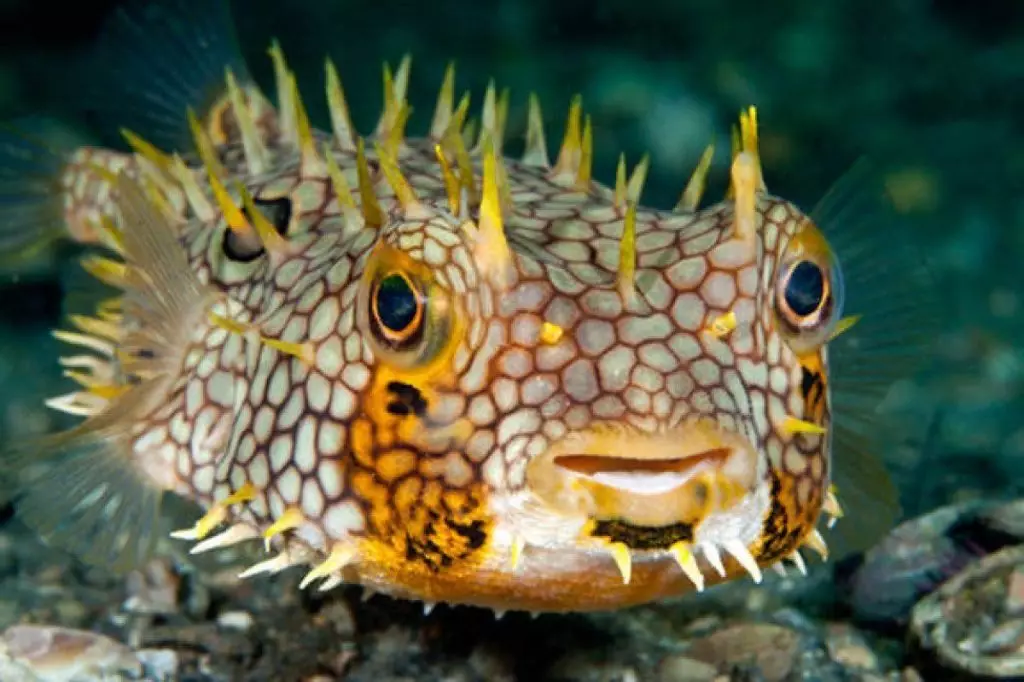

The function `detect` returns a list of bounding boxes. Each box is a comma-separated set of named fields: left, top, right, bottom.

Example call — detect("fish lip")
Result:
left=525, top=419, right=760, bottom=527
left=553, top=448, right=733, bottom=496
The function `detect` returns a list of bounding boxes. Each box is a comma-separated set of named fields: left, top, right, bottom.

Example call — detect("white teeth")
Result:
left=423, top=602, right=436, bottom=615
left=723, top=539, right=762, bottom=584
left=590, top=470, right=693, bottom=495
left=190, top=524, right=258, bottom=554
left=701, top=543, right=727, bottom=577
left=789, top=550, right=808, bottom=576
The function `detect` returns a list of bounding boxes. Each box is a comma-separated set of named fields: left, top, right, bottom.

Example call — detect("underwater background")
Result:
left=0, top=0, right=1021, bottom=679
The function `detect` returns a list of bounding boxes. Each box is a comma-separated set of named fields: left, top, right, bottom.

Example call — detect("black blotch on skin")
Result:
left=449, top=518, right=487, bottom=550
left=800, top=366, right=826, bottom=416
left=386, top=381, right=428, bottom=417
left=247, top=197, right=292, bottom=236
left=404, top=510, right=488, bottom=572
left=801, top=366, right=824, bottom=401
left=757, top=469, right=797, bottom=563
left=590, top=520, right=694, bottom=550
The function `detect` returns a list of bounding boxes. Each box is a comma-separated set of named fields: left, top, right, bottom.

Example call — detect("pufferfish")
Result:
left=1, top=0, right=937, bottom=613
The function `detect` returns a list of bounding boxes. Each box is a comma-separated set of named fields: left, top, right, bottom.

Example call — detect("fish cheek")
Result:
left=755, top=352, right=830, bottom=563
left=346, top=340, right=492, bottom=579
left=798, top=352, right=829, bottom=427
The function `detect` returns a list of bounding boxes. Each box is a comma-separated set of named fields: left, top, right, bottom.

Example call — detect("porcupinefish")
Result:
left=1, top=0, right=937, bottom=613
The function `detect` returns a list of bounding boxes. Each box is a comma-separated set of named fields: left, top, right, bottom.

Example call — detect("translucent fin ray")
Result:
left=0, top=121, right=75, bottom=264
left=817, top=159, right=942, bottom=559
left=4, top=173, right=220, bottom=572
left=77, top=0, right=268, bottom=154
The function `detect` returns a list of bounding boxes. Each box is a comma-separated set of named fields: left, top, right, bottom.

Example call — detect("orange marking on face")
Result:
left=350, top=418, right=376, bottom=468
left=796, top=351, right=829, bottom=424
left=376, top=448, right=417, bottom=482
left=394, top=477, right=422, bottom=513
left=351, top=469, right=386, bottom=507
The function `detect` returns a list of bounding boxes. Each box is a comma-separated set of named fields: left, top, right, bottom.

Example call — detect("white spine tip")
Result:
left=701, top=543, right=727, bottom=578
left=724, top=539, right=762, bottom=584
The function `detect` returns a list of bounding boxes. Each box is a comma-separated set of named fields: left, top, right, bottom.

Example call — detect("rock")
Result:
left=825, top=623, right=879, bottom=672
left=840, top=500, right=1024, bottom=628
left=123, top=560, right=180, bottom=616
left=135, top=649, right=179, bottom=681
left=0, top=624, right=141, bottom=681
left=685, top=623, right=800, bottom=682
left=911, top=543, right=1024, bottom=677
left=216, top=610, right=254, bottom=631
left=657, top=654, right=718, bottom=682
left=467, top=644, right=515, bottom=682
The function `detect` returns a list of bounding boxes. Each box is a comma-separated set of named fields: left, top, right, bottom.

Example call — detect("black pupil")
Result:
left=224, top=196, right=292, bottom=262
left=377, top=275, right=418, bottom=332
left=784, top=261, right=825, bottom=316
left=251, top=197, right=292, bottom=235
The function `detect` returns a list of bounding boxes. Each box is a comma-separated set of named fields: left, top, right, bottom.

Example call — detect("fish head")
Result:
left=189, top=141, right=851, bottom=608
left=494, top=193, right=846, bottom=597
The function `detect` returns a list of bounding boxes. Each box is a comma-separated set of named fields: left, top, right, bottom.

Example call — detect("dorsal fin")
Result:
left=77, top=0, right=275, bottom=155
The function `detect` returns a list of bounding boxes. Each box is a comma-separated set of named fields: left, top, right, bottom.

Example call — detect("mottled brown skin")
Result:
left=46, top=65, right=842, bottom=612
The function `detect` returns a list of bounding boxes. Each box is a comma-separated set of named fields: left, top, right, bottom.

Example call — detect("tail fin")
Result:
left=5, top=172, right=222, bottom=571
left=0, top=119, right=84, bottom=272
left=0, top=118, right=143, bottom=277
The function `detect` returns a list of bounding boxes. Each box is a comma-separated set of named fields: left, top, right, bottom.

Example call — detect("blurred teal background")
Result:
left=0, top=0, right=1020, bottom=515
left=0, top=2, right=1020, bottom=679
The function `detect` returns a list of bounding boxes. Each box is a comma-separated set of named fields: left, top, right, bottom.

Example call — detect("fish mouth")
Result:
left=527, top=420, right=759, bottom=528
left=554, top=448, right=733, bottom=496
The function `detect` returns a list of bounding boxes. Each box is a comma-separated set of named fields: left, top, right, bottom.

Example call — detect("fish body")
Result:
left=2, top=0, right=935, bottom=613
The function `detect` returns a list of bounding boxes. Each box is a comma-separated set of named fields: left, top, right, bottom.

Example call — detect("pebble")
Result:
left=216, top=610, right=254, bottom=631
left=911, top=543, right=1024, bottom=677
left=0, top=624, right=142, bottom=681
left=685, top=623, right=800, bottom=682
left=657, top=654, right=718, bottom=682
left=136, top=648, right=179, bottom=681
left=824, top=623, right=879, bottom=671
left=123, top=561, right=180, bottom=615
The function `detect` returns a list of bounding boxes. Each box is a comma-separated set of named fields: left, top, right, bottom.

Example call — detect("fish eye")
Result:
left=223, top=196, right=292, bottom=262
left=780, top=260, right=826, bottom=319
left=773, top=222, right=845, bottom=353
left=371, top=271, right=425, bottom=348
left=775, top=257, right=836, bottom=335
left=358, top=243, right=460, bottom=371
